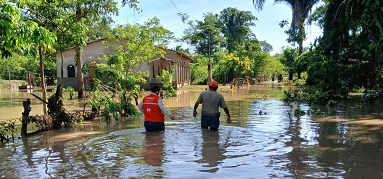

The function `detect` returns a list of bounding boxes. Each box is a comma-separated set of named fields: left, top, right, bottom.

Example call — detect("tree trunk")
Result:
left=75, top=46, right=85, bottom=98
left=21, top=98, right=31, bottom=136
left=39, top=46, right=47, bottom=114
left=60, top=51, right=64, bottom=86
left=289, top=69, right=293, bottom=81
left=76, top=5, right=85, bottom=98
left=207, top=63, right=212, bottom=83
left=298, top=72, right=301, bottom=79
left=370, top=49, right=379, bottom=88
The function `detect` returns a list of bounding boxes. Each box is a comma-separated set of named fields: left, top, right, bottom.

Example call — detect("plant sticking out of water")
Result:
left=0, top=119, right=17, bottom=142
left=294, top=109, right=306, bottom=116
left=86, top=76, right=142, bottom=122
left=361, top=90, right=383, bottom=103
left=157, top=70, right=177, bottom=98
left=283, top=85, right=341, bottom=106
left=63, top=86, right=77, bottom=100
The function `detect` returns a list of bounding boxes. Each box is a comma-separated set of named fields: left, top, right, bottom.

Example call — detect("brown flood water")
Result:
left=0, top=83, right=383, bottom=178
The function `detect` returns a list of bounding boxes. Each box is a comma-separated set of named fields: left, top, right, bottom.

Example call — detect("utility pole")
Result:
left=207, top=31, right=212, bottom=84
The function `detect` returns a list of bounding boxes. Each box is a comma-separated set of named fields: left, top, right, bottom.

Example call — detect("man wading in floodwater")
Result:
left=138, top=85, right=175, bottom=132
left=193, top=80, right=231, bottom=130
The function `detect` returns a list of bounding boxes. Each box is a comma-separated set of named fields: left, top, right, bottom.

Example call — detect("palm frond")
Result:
left=252, top=0, right=267, bottom=11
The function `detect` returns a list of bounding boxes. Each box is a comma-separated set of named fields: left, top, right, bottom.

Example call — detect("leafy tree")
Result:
left=71, top=0, right=118, bottom=98
left=212, top=51, right=238, bottom=83
left=1, top=1, right=56, bottom=116
left=89, top=17, right=169, bottom=117
left=218, top=7, right=257, bottom=53
left=212, top=43, right=269, bottom=83
left=101, top=17, right=167, bottom=83
left=0, top=0, right=35, bottom=58
left=14, top=0, right=121, bottom=98
left=182, top=12, right=225, bottom=56
left=173, top=45, right=190, bottom=54
left=294, top=48, right=312, bottom=79
left=0, top=53, right=56, bottom=84
left=280, top=47, right=298, bottom=80
left=262, top=55, right=285, bottom=77
left=302, top=0, right=383, bottom=101
left=157, top=70, right=176, bottom=98
left=190, top=54, right=209, bottom=84
left=259, top=40, right=273, bottom=52
left=31, top=26, right=56, bottom=114
left=182, top=12, right=225, bottom=83
left=0, top=54, right=27, bottom=80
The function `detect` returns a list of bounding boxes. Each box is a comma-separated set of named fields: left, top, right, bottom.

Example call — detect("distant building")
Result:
left=55, top=38, right=192, bottom=90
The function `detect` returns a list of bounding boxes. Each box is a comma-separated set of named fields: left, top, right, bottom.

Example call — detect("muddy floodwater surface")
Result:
left=0, top=84, right=383, bottom=178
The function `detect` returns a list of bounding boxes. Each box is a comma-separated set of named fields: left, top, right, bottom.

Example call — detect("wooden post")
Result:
left=8, top=65, right=11, bottom=88
left=21, top=98, right=31, bottom=135
left=39, top=45, right=47, bottom=114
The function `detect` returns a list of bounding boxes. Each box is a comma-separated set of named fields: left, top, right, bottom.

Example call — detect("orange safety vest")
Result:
left=143, top=94, right=165, bottom=122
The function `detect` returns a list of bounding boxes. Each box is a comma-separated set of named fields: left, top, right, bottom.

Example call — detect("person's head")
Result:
left=151, top=85, right=161, bottom=95
left=209, top=80, right=218, bottom=91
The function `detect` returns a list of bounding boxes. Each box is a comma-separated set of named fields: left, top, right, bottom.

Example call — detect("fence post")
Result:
left=21, top=99, right=31, bottom=135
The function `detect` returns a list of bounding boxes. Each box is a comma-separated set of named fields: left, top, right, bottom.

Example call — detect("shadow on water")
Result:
left=0, top=84, right=383, bottom=178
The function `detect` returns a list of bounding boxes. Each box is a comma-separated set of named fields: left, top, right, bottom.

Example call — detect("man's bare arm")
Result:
left=193, top=102, right=199, bottom=118
left=224, top=107, right=231, bottom=124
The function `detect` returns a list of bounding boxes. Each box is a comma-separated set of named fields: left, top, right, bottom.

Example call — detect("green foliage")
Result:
left=102, top=96, right=121, bottom=121
left=293, top=79, right=306, bottom=87
left=63, top=86, right=76, bottom=99
left=259, top=40, right=273, bottom=52
left=219, top=7, right=257, bottom=53
left=182, top=12, right=225, bottom=56
left=297, top=0, right=383, bottom=103
left=101, top=17, right=168, bottom=85
left=86, top=89, right=125, bottom=121
left=157, top=70, right=177, bottom=98
left=212, top=51, right=235, bottom=83
left=0, top=0, right=22, bottom=58
left=283, top=85, right=342, bottom=105
left=87, top=90, right=103, bottom=109
left=52, top=86, right=77, bottom=100
left=350, top=85, right=367, bottom=93
left=120, top=94, right=141, bottom=117
left=85, top=18, right=170, bottom=120
left=280, top=47, right=298, bottom=71
left=262, top=55, right=285, bottom=77
left=0, top=53, right=56, bottom=84
left=190, top=54, right=209, bottom=84
left=213, top=45, right=269, bottom=82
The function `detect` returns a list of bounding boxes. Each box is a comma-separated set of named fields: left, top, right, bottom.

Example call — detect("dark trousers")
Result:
left=144, top=121, right=165, bottom=132
left=201, top=115, right=220, bottom=131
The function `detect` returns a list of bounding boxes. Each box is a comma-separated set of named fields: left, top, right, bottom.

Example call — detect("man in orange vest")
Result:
left=138, top=85, right=175, bottom=132
left=193, top=80, right=231, bottom=131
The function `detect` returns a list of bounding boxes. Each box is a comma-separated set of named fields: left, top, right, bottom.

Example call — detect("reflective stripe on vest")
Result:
left=143, top=94, right=165, bottom=122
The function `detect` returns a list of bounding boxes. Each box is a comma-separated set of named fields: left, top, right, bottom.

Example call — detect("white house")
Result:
left=56, top=38, right=193, bottom=90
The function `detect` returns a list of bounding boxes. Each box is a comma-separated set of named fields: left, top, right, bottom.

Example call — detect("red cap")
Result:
left=209, top=80, right=218, bottom=88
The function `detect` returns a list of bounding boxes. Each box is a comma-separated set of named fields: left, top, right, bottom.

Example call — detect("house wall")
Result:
left=56, top=39, right=192, bottom=90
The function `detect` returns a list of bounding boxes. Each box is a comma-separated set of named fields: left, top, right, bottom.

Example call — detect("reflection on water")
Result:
left=201, top=130, right=222, bottom=171
left=143, top=132, right=165, bottom=166
left=0, top=84, right=383, bottom=178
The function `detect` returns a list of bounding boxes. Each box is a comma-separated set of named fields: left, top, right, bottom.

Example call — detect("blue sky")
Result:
left=113, top=0, right=323, bottom=55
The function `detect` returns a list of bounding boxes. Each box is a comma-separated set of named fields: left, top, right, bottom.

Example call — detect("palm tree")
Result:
left=322, top=0, right=383, bottom=88
left=253, top=0, right=320, bottom=55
